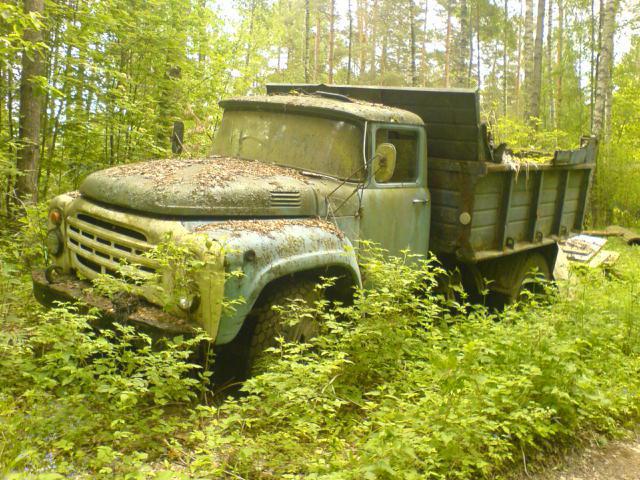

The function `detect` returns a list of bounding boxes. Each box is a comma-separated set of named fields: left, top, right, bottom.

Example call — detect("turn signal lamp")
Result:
left=49, top=208, right=63, bottom=225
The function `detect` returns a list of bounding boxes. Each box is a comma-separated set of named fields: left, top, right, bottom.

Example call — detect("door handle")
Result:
left=412, top=198, right=429, bottom=205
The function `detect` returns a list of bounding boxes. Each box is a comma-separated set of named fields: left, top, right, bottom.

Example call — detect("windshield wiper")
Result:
left=300, top=170, right=339, bottom=181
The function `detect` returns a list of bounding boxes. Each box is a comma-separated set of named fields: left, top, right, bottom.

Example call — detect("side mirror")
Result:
left=372, top=143, right=396, bottom=183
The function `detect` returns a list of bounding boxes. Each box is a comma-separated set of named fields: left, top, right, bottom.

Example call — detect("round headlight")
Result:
left=46, top=229, right=63, bottom=257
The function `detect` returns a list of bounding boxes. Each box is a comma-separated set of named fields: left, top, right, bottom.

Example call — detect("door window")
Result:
left=374, top=128, right=419, bottom=183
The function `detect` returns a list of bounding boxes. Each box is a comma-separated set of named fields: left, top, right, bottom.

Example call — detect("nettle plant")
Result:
left=0, top=304, right=210, bottom=476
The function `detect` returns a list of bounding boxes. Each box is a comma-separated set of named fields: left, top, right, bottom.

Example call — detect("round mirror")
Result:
left=372, top=143, right=397, bottom=183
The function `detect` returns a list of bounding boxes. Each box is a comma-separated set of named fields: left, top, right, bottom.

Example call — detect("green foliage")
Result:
left=3, top=221, right=640, bottom=478
left=0, top=303, right=210, bottom=477
left=181, top=244, right=640, bottom=479
left=491, top=116, right=573, bottom=154
left=0, top=215, right=212, bottom=478
left=90, top=233, right=243, bottom=319
left=593, top=38, right=640, bottom=227
left=91, top=233, right=213, bottom=307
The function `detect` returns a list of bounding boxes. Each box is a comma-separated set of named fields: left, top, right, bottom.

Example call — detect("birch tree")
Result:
left=592, top=0, right=618, bottom=138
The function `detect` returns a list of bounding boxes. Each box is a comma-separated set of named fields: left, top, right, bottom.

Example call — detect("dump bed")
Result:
left=427, top=151, right=596, bottom=261
left=266, top=84, right=597, bottom=262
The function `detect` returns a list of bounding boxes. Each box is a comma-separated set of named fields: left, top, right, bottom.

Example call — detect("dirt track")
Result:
left=524, top=438, right=640, bottom=479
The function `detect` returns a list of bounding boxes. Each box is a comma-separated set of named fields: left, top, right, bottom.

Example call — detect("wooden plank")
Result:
left=428, top=139, right=478, bottom=161
left=429, top=187, right=461, bottom=207
left=431, top=206, right=460, bottom=225
left=426, top=124, right=479, bottom=142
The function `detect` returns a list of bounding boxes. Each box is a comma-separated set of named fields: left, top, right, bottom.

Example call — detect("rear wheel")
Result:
left=483, top=252, right=554, bottom=308
left=508, top=252, right=552, bottom=304
left=247, top=279, right=321, bottom=374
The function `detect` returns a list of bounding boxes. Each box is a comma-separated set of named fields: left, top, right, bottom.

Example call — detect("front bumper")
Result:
left=32, top=269, right=195, bottom=335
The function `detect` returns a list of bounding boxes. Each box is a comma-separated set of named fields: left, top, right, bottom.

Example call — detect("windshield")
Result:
left=211, top=109, right=365, bottom=180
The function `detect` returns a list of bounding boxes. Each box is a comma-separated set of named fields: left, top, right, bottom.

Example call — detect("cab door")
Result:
left=359, top=124, right=430, bottom=257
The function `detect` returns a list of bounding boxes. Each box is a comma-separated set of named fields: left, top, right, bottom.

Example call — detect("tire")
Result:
left=247, top=279, right=321, bottom=374
left=509, top=252, right=552, bottom=303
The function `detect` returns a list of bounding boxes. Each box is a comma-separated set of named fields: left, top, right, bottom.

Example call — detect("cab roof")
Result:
left=219, top=94, right=425, bottom=126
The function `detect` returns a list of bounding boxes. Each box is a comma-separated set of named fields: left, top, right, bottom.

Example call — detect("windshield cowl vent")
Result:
left=270, top=191, right=302, bottom=208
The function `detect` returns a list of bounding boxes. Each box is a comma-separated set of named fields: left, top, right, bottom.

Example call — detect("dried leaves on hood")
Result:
left=101, top=156, right=308, bottom=188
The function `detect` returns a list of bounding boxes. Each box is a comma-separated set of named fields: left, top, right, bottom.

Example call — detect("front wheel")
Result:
left=247, top=279, right=321, bottom=374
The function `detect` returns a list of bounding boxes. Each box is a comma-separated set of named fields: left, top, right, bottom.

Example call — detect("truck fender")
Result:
left=475, top=244, right=558, bottom=295
left=197, top=219, right=361, bottom=345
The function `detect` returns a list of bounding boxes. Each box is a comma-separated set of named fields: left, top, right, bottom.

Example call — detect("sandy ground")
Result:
left=520, top=437, right=640, bottom=480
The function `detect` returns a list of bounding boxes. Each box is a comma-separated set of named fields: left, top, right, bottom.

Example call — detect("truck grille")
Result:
left=67, top=213, right=156, bottom=277
left=270, top=191, right=302, bottom=208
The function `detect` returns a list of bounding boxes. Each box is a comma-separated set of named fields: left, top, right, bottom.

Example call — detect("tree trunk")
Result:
left=515, top=0, right=523, bottom=116
left=476, top=0, right=480, bottom=87
left=304, top=0, right=310, bottom=83
left=369, top=0, right=378, bottom=79
left=522, top=0, right=534, bottom=118
left=468, top=0, right=474, bottom=86
left=526, top=0, right=545, bottom=124
left=197, top=0, right=208, bottom=64
left=457, top=0, right=470, bottom=86
left=422, top=0, right=429, bottom=85
left=347, top=0, right=353, bottom=82
left=381, top=20, right=388, bottom=78
left=592, top=0, right=617, bottom=138
left=503, top=0, right=508, bottom=116
left=314, top=7, right=321, bottom=81
left=410, top=0, right=417, bottom=86
left=244, top=0, right=256, bottom=68
left=546, top=0, right=554, bottom=127
left=357, top=0, right=366, bottom=77
left=444, top=0, right=453, bottom=87
left=328, top=0, right=335, bottom=83
left=16, top=0, right=45, bottom=205
left=7, top=64, right=15, bottom=191
left=556, top=0, right=563, bottom=127
left=589, top=0, right=596, bottom=131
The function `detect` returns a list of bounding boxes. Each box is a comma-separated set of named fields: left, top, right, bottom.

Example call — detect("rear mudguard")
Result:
left=189, top=219, right=361, bottom=345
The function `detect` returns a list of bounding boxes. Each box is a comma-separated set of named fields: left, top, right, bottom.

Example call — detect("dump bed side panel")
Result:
left=430, top=160, right=594, bottom=262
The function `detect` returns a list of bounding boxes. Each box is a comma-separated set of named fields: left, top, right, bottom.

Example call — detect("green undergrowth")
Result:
left=1, top=232, right=640, bottom=478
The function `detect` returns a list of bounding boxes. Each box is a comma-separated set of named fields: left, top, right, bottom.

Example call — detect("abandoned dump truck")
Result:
left=33, top=84, right=596, bottom=372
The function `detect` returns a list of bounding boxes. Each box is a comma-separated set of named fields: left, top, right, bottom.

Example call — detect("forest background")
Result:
left=1, top=0, right=639, bottom=225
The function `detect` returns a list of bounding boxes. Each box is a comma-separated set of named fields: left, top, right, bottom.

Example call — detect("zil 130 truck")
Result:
left=33, top=84, right=597, bottom=374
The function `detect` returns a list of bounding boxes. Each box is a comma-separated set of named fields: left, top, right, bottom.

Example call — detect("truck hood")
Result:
left=80, top=156, right=346, bottom=217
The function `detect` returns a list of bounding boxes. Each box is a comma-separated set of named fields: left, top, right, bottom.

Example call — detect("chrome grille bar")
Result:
left=67, top=213, right=157, bottom=277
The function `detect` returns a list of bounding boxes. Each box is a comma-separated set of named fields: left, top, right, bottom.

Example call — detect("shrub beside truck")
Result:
left=33, top=84, right=597, bottom=375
